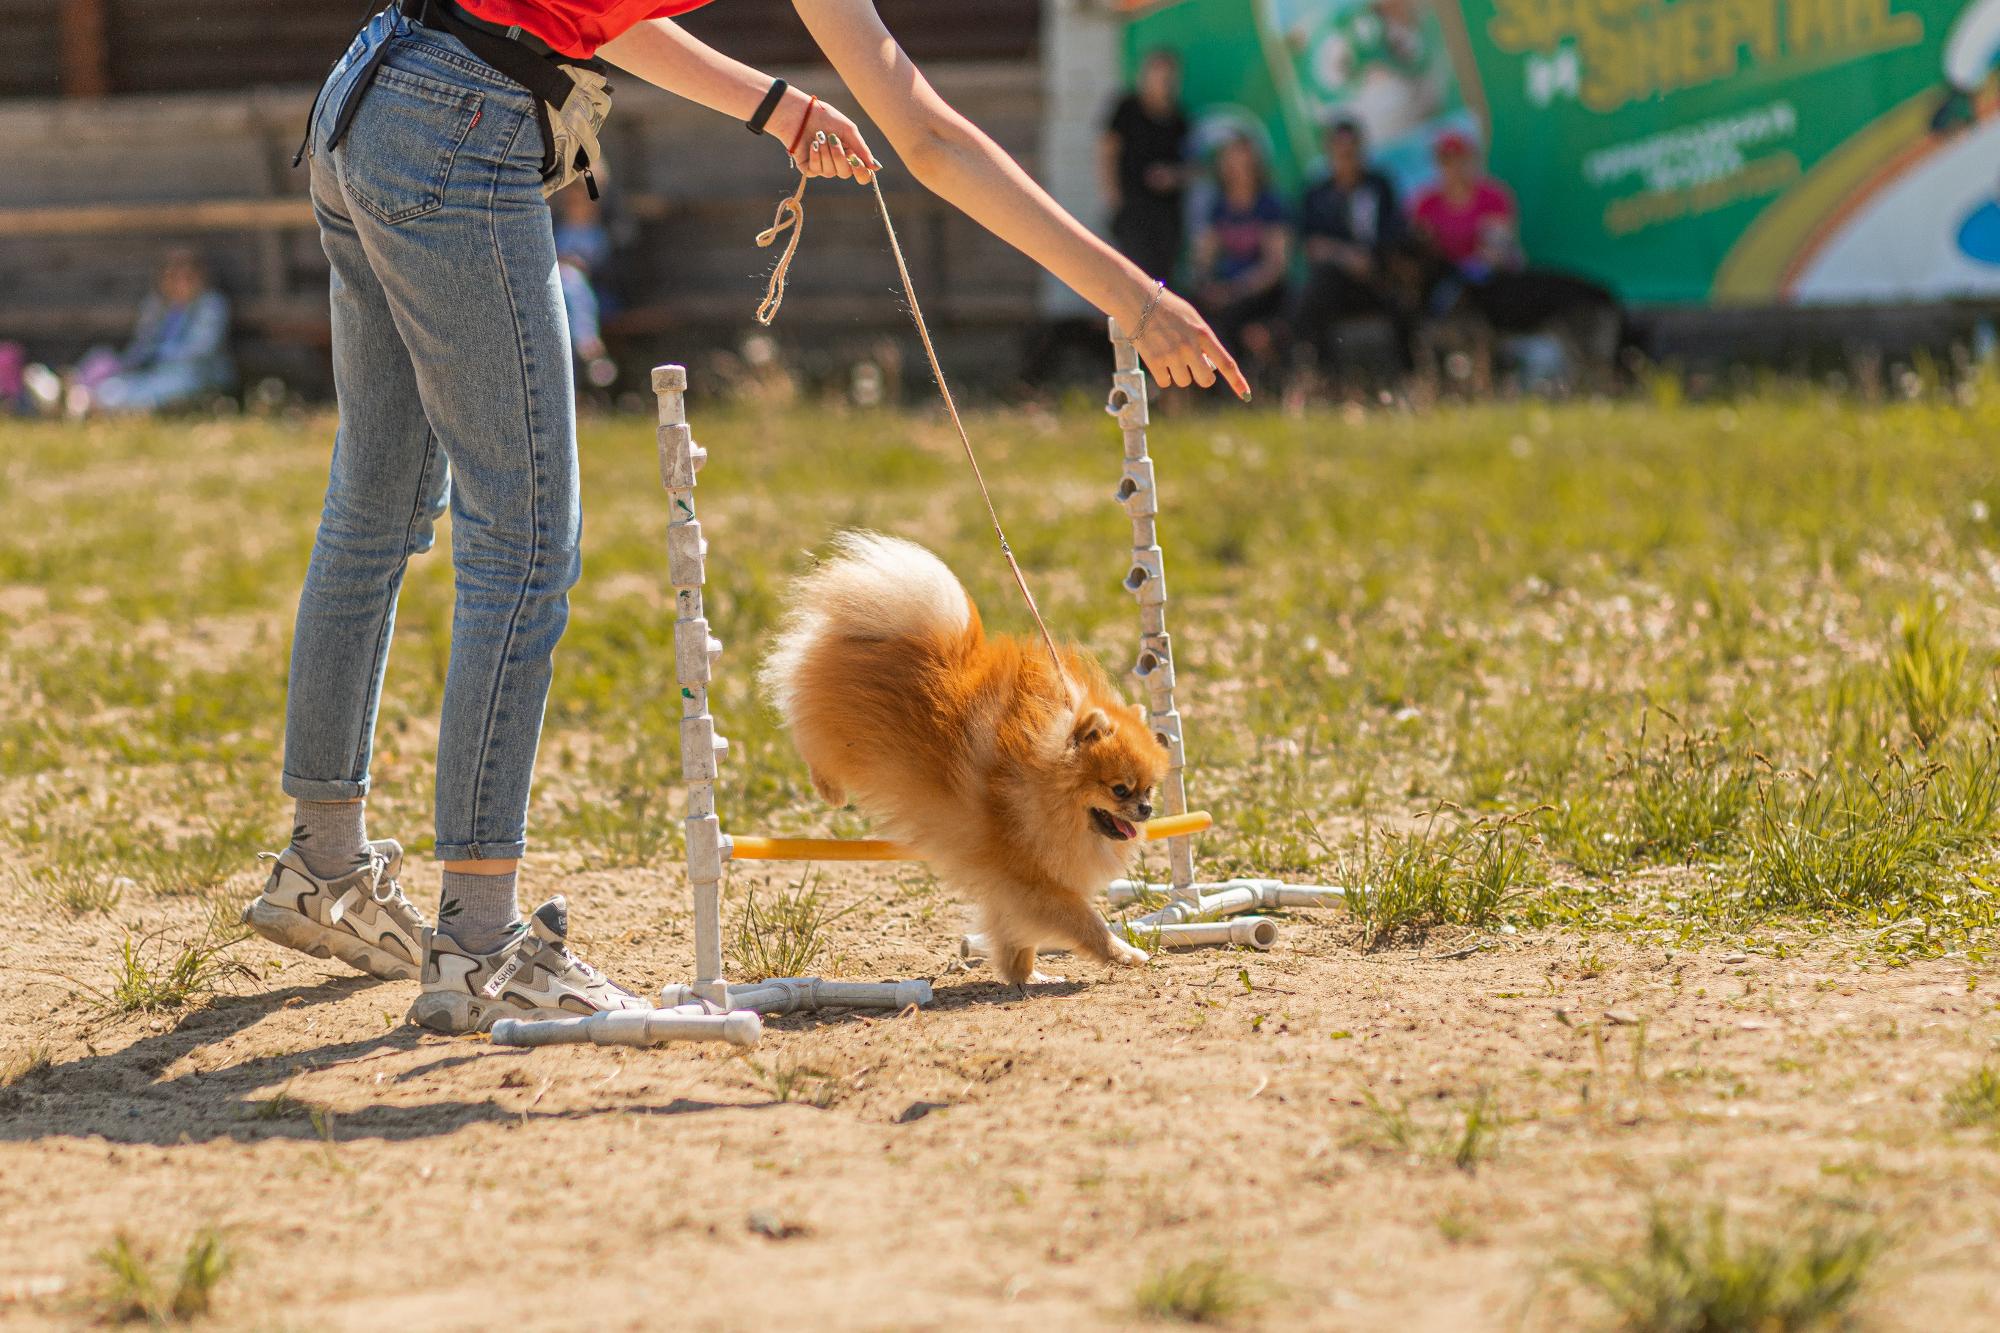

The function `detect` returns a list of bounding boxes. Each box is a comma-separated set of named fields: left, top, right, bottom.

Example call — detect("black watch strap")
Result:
left=747, top=78, right=788, bottom=135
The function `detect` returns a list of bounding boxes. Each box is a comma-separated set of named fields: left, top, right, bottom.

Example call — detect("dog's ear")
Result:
left=1071, top=707, right=1112, bottom=747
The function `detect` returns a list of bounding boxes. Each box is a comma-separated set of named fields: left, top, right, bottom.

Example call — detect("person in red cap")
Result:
left=1411, top=129, right=1520, bottom=285
left=1406, top=126, right=1622, bottom=390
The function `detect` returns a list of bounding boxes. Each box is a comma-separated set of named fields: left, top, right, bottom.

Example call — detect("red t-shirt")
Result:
left=1412, top=178, right=1516, bottom=266
left=459, top=0, right=716, bottom=58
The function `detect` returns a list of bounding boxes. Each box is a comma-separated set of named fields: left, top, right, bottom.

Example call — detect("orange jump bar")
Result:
left=727, top=811, right=1213, bottom=862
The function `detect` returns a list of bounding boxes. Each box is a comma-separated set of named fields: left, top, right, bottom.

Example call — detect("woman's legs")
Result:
left=283, top=166, right=450, bottom=814
left=289, top=32, right=579, bottom=873
left=258, top=12, right=637, bottom=1027
left=357, top=144, right=580, bottom=873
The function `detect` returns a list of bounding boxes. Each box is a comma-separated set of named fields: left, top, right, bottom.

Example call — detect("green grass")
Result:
left=30, top=863, right=128, bottom=917
left=1359, top=1087, right=1505, bottom=1172
left=11, top=393, right=2000, bottom=960
left=1566, top=1203, right=1882, bottom=1332
left=1325, top=807, right=1543, bottom=948
left=0, top=1045, right=51, bottom=1089
left=74, top=923, right=254, bottom=1016
left=1888, top=600, right=1977, bottom=751
left=1133, top=1256, right=1261, bottom=1325
left=90, top=1228, right=234, bottom=1324
left=1942, top=1066, right=2000, bottom=1131
left=741, top=1052, right=846, bottom=1108
left=730, top=872, right=848, bottom=980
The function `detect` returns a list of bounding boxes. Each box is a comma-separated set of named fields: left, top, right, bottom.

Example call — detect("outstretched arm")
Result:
left=792, top=0, right=1247, bottom=396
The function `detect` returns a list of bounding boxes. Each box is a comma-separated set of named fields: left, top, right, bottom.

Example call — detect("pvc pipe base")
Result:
left=1106, top=878, right=1347, bottom=915
left=958, top=915, right=1279, bottom=959
left=957, top=875, right=1346, bottom=962
left=1118, top=916, right=1279, bottom=951
left=659, top=977, right=933, bottom=1015
left=490, top=1007, right=763, bottom=1049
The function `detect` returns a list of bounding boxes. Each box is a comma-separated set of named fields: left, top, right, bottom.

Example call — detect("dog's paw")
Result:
left=1023, top=970, right=1067, bottom=985
left=1108, top=939, right=1150, bottom=967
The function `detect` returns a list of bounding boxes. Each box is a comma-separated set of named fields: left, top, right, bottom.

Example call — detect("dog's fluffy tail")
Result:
left=760, top=531, right=973, bottom=724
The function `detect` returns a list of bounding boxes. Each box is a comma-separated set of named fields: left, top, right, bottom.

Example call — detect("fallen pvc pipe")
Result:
left=958, top=914, right=1278, bottom=960
left=658, top=977, right=932, bottom=1015
left=490, top=1006, right=762, bottom=1049
left=1117, top=881, right=1350, bottom=929
left=1106, top=877, right=1348, bottom=913
left=728, top=811, right=1211, bottom=862
left=1121, top=916, right=1279, bottom=951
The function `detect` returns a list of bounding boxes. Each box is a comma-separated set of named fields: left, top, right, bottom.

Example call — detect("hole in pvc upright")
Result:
left=1115, top=477, right=1140, bottom=502
left=1125, top=565, right=1150, bottom=592
left=1106, top=387, right=1131, bottom=415
left=1135, top=650, right=1159, bottom=676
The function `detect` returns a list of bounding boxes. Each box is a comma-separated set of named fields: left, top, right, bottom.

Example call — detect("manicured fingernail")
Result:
left=1238, top=387, right=1252, bottom=402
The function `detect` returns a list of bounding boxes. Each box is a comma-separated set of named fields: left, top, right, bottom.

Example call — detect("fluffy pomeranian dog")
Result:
left=761, top=532, right=1168, bottom=984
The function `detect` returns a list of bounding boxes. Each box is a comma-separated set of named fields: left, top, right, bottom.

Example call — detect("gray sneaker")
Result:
left=240, top=840, right=426, bottom=981
left=406, top=897, right=645, bottom=1035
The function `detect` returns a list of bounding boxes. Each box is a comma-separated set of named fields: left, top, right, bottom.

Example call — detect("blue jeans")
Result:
left=93, top=360, right=232, bottom=413
left=283, top=9, right=580, bottom=862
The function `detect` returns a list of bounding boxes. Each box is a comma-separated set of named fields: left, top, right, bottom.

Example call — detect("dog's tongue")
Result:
left=1111, top=814, right=1138, bottom=840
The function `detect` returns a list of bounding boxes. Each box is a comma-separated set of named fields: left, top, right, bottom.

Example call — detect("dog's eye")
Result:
left=1111, top=784, right=1132, bottom=800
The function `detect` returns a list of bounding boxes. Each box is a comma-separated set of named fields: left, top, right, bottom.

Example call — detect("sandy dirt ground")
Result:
left=3, top=854, right=1996, bottom=1331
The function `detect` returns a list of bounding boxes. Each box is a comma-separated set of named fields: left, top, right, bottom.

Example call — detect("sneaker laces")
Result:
left=329, top=849, right=416, bottom=926
left=544, top=933, right=605, bottom=987
left=366, top=850, right=416, bottom=911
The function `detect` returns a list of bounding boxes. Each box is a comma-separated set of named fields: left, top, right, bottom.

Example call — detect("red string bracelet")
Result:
left=785, top=95, right=820, bottom=159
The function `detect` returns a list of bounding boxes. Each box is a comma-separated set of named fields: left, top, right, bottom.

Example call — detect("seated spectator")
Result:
left=554, top=183, right=618, bottom=390
left=1192, top=135, right=1290, bottom=374
left=1411, top=129, right=1623, bottom=391
left=1411, top=129, right=1521, bottom=296
left=66, top=249, right=234, bottom=417
left=1101, top=49, right=1191, bottom=285
left=1291, top=118, right=1415, bottom=372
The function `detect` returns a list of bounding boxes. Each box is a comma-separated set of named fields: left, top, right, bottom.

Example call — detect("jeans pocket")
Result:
left=338, top=63, right=487, bottom=226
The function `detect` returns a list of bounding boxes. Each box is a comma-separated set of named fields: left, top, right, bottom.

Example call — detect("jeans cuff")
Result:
left=434, top=838, right=527, bottom=862
left=282, top=771, right=371, bottom=802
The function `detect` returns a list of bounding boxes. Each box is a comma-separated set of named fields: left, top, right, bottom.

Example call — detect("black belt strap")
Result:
left=297, top=1, right=591, bottom=179
left=396, top=0, right=578, bottom=113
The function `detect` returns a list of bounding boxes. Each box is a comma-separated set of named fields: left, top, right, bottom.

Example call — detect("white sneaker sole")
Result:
left=405, top=990, right=609, bottom=1035
left=241, top=898, right=420, bottom=982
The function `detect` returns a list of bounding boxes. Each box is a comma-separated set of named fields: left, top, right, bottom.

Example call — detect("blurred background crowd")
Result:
left=6, top=0, right=2000, bottom=415
left=1101, top=47, right=1620, bottom=400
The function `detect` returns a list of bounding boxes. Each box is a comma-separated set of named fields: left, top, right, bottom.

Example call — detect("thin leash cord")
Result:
left=755, top=137, right=1069, bottom=683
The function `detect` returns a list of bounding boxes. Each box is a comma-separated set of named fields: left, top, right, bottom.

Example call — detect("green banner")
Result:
left=1127, top=0, right=2000, bottom=305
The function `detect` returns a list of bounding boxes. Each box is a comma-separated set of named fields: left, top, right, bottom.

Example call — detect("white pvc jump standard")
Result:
left=1101, top=319, right=1344, bottom=940
left=493, top=365, right=935, bottom=1052
left=1099, top=319, right=1344, bottom=942
left=649, top=363, right=935, bottom=1027
left=954, top=322, right=1343, bottom=968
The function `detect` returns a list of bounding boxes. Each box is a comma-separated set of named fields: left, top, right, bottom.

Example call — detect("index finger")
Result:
left=1199, top=328, right=1252, bottom=401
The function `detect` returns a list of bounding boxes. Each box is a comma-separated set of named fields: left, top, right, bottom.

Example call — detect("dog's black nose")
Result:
left=1136, top=802, right=1153, bottom=820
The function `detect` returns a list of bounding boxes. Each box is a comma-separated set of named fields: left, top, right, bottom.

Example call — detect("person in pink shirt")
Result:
left=1410, top=129, right=1521, bottom=283
left=1407, top=127, right=1624, bottom=388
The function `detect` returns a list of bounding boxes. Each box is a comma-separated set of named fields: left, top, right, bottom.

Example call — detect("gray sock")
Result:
left=291, top=799, right=369, bottom=881
left=436, top=868, right=522, bottom=956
